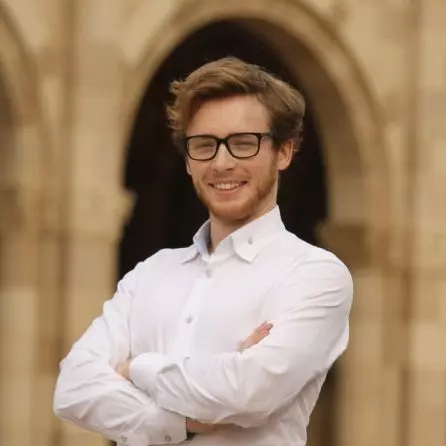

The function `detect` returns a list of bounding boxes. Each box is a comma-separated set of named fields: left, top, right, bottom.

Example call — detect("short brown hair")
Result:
left=166, top=57, right=305, bottom=155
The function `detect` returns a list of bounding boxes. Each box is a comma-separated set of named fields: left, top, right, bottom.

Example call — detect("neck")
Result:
left=208, top=201, right=277, bottom=253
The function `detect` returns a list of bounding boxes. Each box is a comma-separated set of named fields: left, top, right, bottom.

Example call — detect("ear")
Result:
left=277, top=140, right=294, bottom=171
left=186, top=158, right=192, bottom=176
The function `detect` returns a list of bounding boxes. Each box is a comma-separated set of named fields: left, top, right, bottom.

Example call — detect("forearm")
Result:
left=129, top=340, right=343, bottom=428
left=130, top=302, right=350, bottom=426
left=54, top=349, right=187, bottom=446
left=131, top=351, right=263, bottom=426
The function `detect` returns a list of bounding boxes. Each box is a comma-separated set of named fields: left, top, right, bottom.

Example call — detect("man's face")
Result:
left=185, top=95, right=293, bottom=226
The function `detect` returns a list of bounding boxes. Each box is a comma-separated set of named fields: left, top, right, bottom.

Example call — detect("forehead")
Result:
left=186, top=95, right=270, bottom=137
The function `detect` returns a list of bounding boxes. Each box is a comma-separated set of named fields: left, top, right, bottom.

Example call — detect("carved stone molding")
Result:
left=0, top=183, right=135, bottom=241
left=318, top=221, right=369, bottom=269
left=67, top=188, right=134, bottom=240
left=0, top=184, right=41, bottom=234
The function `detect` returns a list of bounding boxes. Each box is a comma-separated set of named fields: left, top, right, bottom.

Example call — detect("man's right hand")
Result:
left=186, top=321, right=273, bottom=434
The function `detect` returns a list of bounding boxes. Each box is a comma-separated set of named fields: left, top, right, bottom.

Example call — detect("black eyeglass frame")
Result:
left=182, top=132, right=274, bottom=161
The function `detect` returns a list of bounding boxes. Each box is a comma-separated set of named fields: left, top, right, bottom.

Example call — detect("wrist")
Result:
left=186, top=432, right=196, bottom=441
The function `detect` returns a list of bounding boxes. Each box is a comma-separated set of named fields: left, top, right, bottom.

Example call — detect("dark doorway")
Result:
left=119, top=20, right=333, bottom=446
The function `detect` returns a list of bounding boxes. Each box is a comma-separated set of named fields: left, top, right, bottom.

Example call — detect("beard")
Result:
left=192, top=159, right=278, bottom=227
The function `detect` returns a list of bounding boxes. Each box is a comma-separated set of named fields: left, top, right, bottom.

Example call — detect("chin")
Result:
left=208, top=200, right=257, bottom=225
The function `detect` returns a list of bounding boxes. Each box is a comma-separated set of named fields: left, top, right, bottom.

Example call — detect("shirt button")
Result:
left=248, top=236, right=254, bottom=245
left=205, top=269, right=213, bottom=278
left=164, top=434, right=172, bottom=442
left=185, top=315, right=193, bottom=324
left=119, top=434, right=128, bottom=444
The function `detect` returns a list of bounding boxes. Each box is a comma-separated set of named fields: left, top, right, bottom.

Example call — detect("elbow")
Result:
left=227, top=372, right=291, bottom=426
left=217, top=398, right=269, bottom=428
left=53, top=378, right=75, bottom=422
left=53, top=359, right=84, bottom=424
left=53, top=361, right=68, bottom=419
left=218, top=387, right=271, bottom=427
left=53, top=395, right=68, bottom=421
left=53, top=379, right=90, bottom=427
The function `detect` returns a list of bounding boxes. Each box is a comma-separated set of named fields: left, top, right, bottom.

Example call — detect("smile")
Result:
left=210, top=181, right=247, bottom=191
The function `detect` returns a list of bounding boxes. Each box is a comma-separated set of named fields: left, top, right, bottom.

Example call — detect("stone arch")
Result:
left=119, top=0, right=390, bottom=242
left=118, top=1, right=396, bottom=445
left=0, top=2, right=46, bottom=207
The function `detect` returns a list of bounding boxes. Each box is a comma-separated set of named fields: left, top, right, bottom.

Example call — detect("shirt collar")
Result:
left=181, top=206, right=285, bottom=264
left=180, top=220, right=211, bottom=263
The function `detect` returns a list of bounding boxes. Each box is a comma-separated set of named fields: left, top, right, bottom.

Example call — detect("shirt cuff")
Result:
left=130, top=352, right=167, bottom=395
left=119, top=411, right=186, bottom=446
left=153, top=409, right=187, bottom=445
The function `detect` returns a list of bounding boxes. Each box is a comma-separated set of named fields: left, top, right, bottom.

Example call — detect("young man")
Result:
left=54, top=57, right=353, bottom=446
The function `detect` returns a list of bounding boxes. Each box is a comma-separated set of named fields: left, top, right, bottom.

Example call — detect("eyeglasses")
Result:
left=183, top=132, right=273, bottom=161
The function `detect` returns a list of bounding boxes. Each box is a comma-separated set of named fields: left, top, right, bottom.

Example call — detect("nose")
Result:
left=211, top=142, right=236, bottom=171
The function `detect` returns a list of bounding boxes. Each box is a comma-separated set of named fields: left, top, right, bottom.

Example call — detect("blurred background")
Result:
left=0, top=1, right=445, bottom=446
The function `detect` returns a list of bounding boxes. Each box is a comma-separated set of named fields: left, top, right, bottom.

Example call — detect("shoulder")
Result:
left=120, top=246, right=193, bottom=285
left=275, top=231, right=353, bottom=292
left=141, top=247, right=192, bottom=267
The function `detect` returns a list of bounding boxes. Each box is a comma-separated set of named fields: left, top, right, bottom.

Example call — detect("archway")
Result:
left=121, top=20, right=335, bottom=446
left=118, top=2, right=394, bottom=446
left=120, top=20, right=327, bottom=265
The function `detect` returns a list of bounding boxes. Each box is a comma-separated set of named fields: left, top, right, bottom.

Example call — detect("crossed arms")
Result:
left=53, top=256, right=352, bottom=445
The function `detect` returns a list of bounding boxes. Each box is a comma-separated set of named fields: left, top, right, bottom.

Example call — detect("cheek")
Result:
left=250, top=153, right=277, bottom=174
left=187, top=165, right=209, bottom=187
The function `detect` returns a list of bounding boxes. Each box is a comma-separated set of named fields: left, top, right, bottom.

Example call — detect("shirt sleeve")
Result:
left=53, top=262, right=187, bottom=446
left=129, top=254, right=353, bottom=427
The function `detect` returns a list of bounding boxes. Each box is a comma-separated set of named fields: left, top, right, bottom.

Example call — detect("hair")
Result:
left=166, top=57, right=306, bottom=155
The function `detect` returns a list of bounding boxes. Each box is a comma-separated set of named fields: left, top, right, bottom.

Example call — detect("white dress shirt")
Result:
left=54, top=206, right=353, bottom=446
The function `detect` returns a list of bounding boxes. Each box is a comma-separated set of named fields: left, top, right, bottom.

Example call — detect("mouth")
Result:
left=209, top=181, right=248, bottom=192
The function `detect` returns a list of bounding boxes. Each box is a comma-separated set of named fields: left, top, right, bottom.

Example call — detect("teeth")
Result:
left=213, top=182, right=243, bottom=190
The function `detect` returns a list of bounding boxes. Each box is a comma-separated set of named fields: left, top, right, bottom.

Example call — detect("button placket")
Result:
left=171, top=265, right=213, bottom=357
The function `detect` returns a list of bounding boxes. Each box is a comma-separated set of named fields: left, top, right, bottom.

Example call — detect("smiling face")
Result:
left=185, top=95, right=293, bottom=227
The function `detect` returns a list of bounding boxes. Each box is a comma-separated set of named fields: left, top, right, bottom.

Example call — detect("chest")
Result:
left=129, top=259, right=278, bottom=356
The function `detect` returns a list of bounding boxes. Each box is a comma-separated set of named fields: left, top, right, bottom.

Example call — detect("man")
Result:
left=54, top=57, right=353, bottom=446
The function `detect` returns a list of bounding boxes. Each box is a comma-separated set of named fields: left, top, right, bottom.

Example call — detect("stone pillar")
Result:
left=320, top=222, right=406, bottom=446
left=0, top=182, right=41, bottom=446
left=57, top=189, right=131, bottom=446
left=405, top=1, right=446, bottom=445
left=54, top=2, right=132, bottom=446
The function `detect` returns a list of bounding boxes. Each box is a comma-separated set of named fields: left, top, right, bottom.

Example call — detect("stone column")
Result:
left=405, top=1, right=446, bottom=445
left=54, top=2, right=132, bottom=446
left=57, top=189, right=131, bottom=446
left=320, top=221, right=406, bottom=446
left=0, top=181, right=41, bottom=446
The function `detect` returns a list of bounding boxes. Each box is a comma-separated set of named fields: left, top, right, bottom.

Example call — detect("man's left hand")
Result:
left=116, top=359, right=132, bottom=380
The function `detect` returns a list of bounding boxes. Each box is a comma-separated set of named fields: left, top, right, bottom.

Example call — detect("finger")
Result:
left=253, top=324, right=271, bottom=336
left=255, top=331, right=270, bottom=341
left=260, top=326, right=272, bottom=334
left=251, top=330, right=270, bottom=343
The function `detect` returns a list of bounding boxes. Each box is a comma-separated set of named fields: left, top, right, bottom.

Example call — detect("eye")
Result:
left=189, top=137, right=216, bottom=150
left=230, top=134, right=258, bottom=148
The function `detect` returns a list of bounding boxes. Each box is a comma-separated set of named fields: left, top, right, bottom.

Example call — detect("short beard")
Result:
left=192, top=159, right=278, bottom=227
